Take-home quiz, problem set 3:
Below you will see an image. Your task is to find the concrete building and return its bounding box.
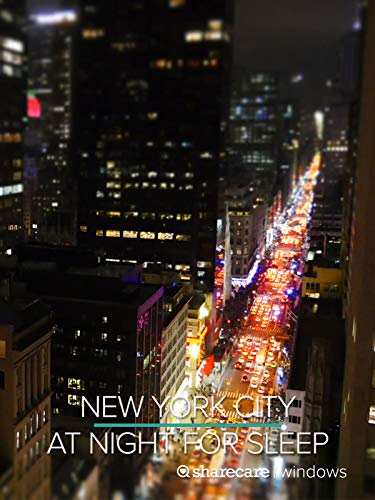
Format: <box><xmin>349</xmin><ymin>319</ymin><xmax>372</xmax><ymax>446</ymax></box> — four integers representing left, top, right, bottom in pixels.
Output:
<box><xmin>25</xmin><ymin>9</ymin><xmax>77</xmax><ymax>244</ymax></box>
<box><xmin>229</xmin><ymin>204</ymin><xmax>266</xmax><ymax>279</ymax></box>
<box><xmin>160</xmin><ymin>286</ymin><xmax>190</xmax><ymax>407</ymax></box>
<box><xmin>0</xmin><ymin>298</ymin><xmax>54</xmax><ymax>499</ymax></box>
<box><xmin>337</xmin><ymin>2</ymin><xmax>375</xmax><ymax>498</ymax></box>
<box><xmin>302</xmin><ymin>257</ymin><xmax>342</xmax><ymax>300</ymax></box>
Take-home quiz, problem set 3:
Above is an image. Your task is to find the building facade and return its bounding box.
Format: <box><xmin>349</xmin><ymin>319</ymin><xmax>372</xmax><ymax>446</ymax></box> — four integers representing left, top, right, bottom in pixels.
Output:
<box><xmin>25</xmin><ymin>10</ymin><xmax>77</xmax><ymax>245</ymax></box>
<box><xmin>75</xmin><ymin>0</ymin><xmax>233</xmax><ymax>291</ymax></box>
<box><xmin>0</xmin><ymin>299</ymin><xmax>53</xmax><ymax>499</ymax></box>
<box><xmin>227</xmin><ymin>71</ymin><xmax>281</xmax><ymax>199</ymax></box>
<box><xmin>0</xmin><ymin>1</ymin><xmax>26</xmax><ymax>249</ymax></box>
<box><xmin>160</xmin><ymin>286</ymin><xmax>190</xmax><ymax>409</ymax></box>
<box><xmin>337</xmin><ymin>2</ymin><xmax>375</xmax><ymax>498</ymax></box>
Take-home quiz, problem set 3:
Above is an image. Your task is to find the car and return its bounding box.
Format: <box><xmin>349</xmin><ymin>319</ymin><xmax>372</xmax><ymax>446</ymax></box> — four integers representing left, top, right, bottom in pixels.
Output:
<box><xmin>241</xmin><ymin>374</ymin><xmax>250</xmax><ymax>382</ymax></box>
<box><xmin>263</xmin><ymin>369</ymin><xmax>271</xmax><ymax>378</ymax></box>
<box><xmin>234</xmin><ymin>362</ymin><xmax>243</xmax><ymax>369</ymax></box>
<box><xmin>250</xmin><ymin>376</ymin><xmax>259</xmax><ymax>388</ymax></box>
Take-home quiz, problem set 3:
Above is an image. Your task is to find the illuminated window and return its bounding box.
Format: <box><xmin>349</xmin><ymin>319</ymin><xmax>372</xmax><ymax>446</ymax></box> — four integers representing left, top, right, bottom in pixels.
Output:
<box><xmin>147</xmin><ymin>112</ymin><xmax>158</xmax><ymax>120</ymax></box>
<box><xmin>140</xmin><ymin>232</ymin><xmax>155</xmax><ymax>240</ymax></box>
<box><xmin>0</xmin><ymin>50</ymin><xmax>22</xmax><ymax>65</ymax></box>
<box><xmin>68</xmin><ymin>378</ymin><xmax>83</xmax><ymax>390</ymax></box>
<box><xmin>109</xmin><ymin>191</ymin><xmax>121</xmax><ymax>199</ymax></box>
<box><xmin>176</xmin><ymin>234</ymin><xmax>191</xmax><ymax>241</ymax></box>
<box><xmin>169</xmin><ymin>0</ymin><xmax>185</xmax><ymax>7</ymax></box>
<box><xmin>106</xmin><ymin>182</ymin><xmax>121</xmax><ymax>189</ymax></box>
<box><xmin>369</xmin><ymin>405</ymin><xmax>375</xmax><ymax>424</ymax></box>
<box><xmin>204</xmin><ymin>31</ymin><xmax>223</xmax><ymax>41</ymax></box>
<box><xmin>80</xmin><ymin>225</ymin><xmax>88</xmax><ymax>232</ymax></box>
<box><xmin>208</xmin><ymin>20</ymin><xmax>223</xmax><ymax>31</ymax></box>
<box><xmin>96</xmin><ymin>190</ymin><xmax>104</xmax><ymax>198</ymax></box>
<box><xmin>16</xmin><ymin>431</ymin><xmax>20</xmax><ymax>450</ymax></box>
<box><xmin>185</xmin><ymin>31</ymin><xmax>203</xmax><ymax>43</ymax></box>
<box><xmin>123</xmin><ymin>230</ymin><xmax>138</xmax><ymax>239</ymax></box>
<box><xmin>82</xmin><ymin>29</ymin><xmax>105</xmax><ymax>39</ymax></box>
<box><xmin>160</xmin><ymin>213</ymin><xmax>174</xmax><ymax>220</ymax></box>
<box><xmin>124</xmin><ymin>211</ymin><xmax>138</xmax><ymax>219</ymax></box>
<box><xmin>185</xmin><ymin>185</ymin><xmax>193</xmax><ymax>190</ymax></box>
<box><xmin>68</xmin><ymin>394</ymin><xmax>81</xmax><ymax>406</ymax></box>
<box><xmin>1</xmin><ymin>37</ymin><xmax>23</xmax><ymax>53</ymax></box>
<box><xmin>96</xmin><ymin>229</ymin><xmax>104</xmax><ymax>237</ymax></box>
<box><xmin>158</xmin><ymin>232</ymin><xmax>173</xmax><ymax>240</ymax></box>
<box><xmin>176</xmin><ymin>213</ymin><xmax>192</xmax><ymax>221</ymax></box>
<box><xmin>106</xmin><ymin>230</ymin><xmax>121</xmax><ymax>238</ymax></box>
<box><xmin>106</xmin><ymin>211</ymin><xmax>121</xmax><ymax>217</ymax></box>
<box><xmin>102</xmin><ymin>316</ymin><xmax>108</xmax><ymax>324</ymax></box>
<box><xmin>160</xmin><ymin>182</ymin><xmax>167</xmax><ymax>189</ymax></box>
<box><xmin>197</xmin><ymin>261</ymin><xmax>212</xmax><ymax>268</ymax></box>
<box><xmin>101</xmin><ymin>333</ymin><xmax>108</xmax><ymax>341</ymax></box>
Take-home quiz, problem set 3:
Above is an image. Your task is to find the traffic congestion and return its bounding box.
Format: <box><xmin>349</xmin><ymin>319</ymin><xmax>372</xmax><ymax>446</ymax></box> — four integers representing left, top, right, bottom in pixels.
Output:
<box><xmin>157</xmin><ymin>154</ymin><xmax>320</xmax><ymax>499</ymax></box>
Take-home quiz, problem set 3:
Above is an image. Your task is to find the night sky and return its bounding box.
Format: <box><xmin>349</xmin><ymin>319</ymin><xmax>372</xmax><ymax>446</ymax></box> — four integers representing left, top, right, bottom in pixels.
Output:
<box><xmin>234</xmin><ymin>0</ymin><xmax>358</xmax><ymax>103</ymax></box>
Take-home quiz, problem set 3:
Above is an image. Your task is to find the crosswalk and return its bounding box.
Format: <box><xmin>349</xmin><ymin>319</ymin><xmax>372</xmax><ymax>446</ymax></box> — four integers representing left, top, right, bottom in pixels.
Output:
<box><xmin>215</xmin><ymin>390</ymin><xmax>244</xmax><ymax>399</ymax></box>
<box><xmin>219</xmin><ymin>410</ymin><xmax>266</xmax><ymax>422</ymax></box>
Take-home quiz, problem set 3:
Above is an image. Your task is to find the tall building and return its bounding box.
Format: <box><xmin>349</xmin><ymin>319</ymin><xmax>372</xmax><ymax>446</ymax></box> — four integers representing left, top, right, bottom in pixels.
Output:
<box><xmin>0</xmin><ymin>298</ymin><xmax>54</xmax><ymax>499</ymax></box>
<box><xmin>160</xmin><ymin>285</ymin><xmax>190</xmax><ymax>413</ymax></box>
<box><xmin>0</xmin><ymin>1</ymin><xmax>26</xmax><ymax>249</ymax></box>
<box><xmin>75</xmin><ymin>0</ymin><xmax>233</xmax><ymax>292</ymax></box>
<box><xmin>337</xmin><ymin>2</ymin><xmax>375</xmax><ymax>498</ymax></box>
<box><xmin>309</xmin><ymin>103</ymin><xmax>349</xmax><ymax>264</ymax></box>
<box><xmin>25</xmin><ymin>10</ymin><xmax>77</xmax><ymax>245</ymax></box>
<box><xmin>227</xmin><ymin>71</ymin><xmax>281</xmax><ymax>199</ymax></box>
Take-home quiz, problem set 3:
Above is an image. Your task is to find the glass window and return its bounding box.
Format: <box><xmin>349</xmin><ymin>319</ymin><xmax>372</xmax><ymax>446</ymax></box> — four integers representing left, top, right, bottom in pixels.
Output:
<box><xmin>140</xmin><ymin>232</ymin><xmax>155</xmax><ymax>240</ymax></box>
<box><xmin>106</xmin><ymin>230</ymin><xmax>121</xmax><ymax>238</ymax></box>
<box><xmin>68</xmin><ymin>378</ymin><xmax>83</xmax><ymax>390</ymax></box>
<box><xmin>123</xmin><ymin>230</ymin><xmax>138</xmax><ymax>239</ymax></box>
<box><xmin>158</xmin><ymin>232</ymin><xmax>173</xmax><ymax>240</ymax></box>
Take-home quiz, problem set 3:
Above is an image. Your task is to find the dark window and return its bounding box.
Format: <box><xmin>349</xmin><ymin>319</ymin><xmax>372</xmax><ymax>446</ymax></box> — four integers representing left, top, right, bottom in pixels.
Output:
<box><xmin>0</xmin><ymin>371</ymin><xmax>5</xmax><ymax>389</ymax></box>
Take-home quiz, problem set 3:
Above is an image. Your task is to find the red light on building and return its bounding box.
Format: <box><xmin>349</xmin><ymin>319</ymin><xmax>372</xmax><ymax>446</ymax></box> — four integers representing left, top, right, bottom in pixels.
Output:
<box><xmin>27</xmin><ymin>92</ymin><xmax>41</xmax><ymax>119</ymax></box>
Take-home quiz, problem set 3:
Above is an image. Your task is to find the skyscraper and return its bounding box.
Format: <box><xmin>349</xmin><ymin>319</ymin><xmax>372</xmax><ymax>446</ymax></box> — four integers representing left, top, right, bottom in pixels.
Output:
<box><xmin>337</xmin><ymin>2</ymin><xmax>375</xmax><ymax>498</ymax></box>
<box><xmin>227</xmin><ymin>71</ymin><xmax>281</xmax><ymax>199</ymax></box>
<box><xmin>0</xmin><ymin>2</ymin><xmax>26</xmax><ymax>249</ymax></box>
<box><xmin>75</xmin><ymin>0</ymin><xmax>233</xmax><ymax>292</ymax></box>
<box><xmin>25</xmin><ymin>9</ymin><xmax>77</xmax><ymax>245</ymax></box>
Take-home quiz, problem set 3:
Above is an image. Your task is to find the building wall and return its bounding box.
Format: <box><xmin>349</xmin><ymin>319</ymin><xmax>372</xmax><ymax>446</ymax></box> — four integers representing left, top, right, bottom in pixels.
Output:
<box><xmin>0</xmin><ymin>1</ymin><xmax>26</xmax><ymax>249</ymax></box>
<box><xmin>25</xmin><ymin>11</ymin><xmax>77</xmax><ymax>244</ymax></box>
<box><xmin>230</xmin><ymin>204</ymin><xmax>265</xmax><ymax>278</ymax></box>
<box><xmin>337</xmin><ymin>3</ymin><xmax>375</xmax><ymax>498</ymax></box>
<box><xmin>160</xmin><ymin>302</ymin><xmax>189</xmax><ymax>405</ymax></box>
<box><xmin>75</xmin><ymin>0</ymin><xmax>233</xmax><ymax>292</ymax></box>
<box><xmin>0</xmin><ymin>313</ymin><xmax>52</xmax><ymax>499</ymax></box>
<box><xmin>302</xmin><ymin>265</ymin><xmax>342</xmax><ymax>299</ymax></box>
